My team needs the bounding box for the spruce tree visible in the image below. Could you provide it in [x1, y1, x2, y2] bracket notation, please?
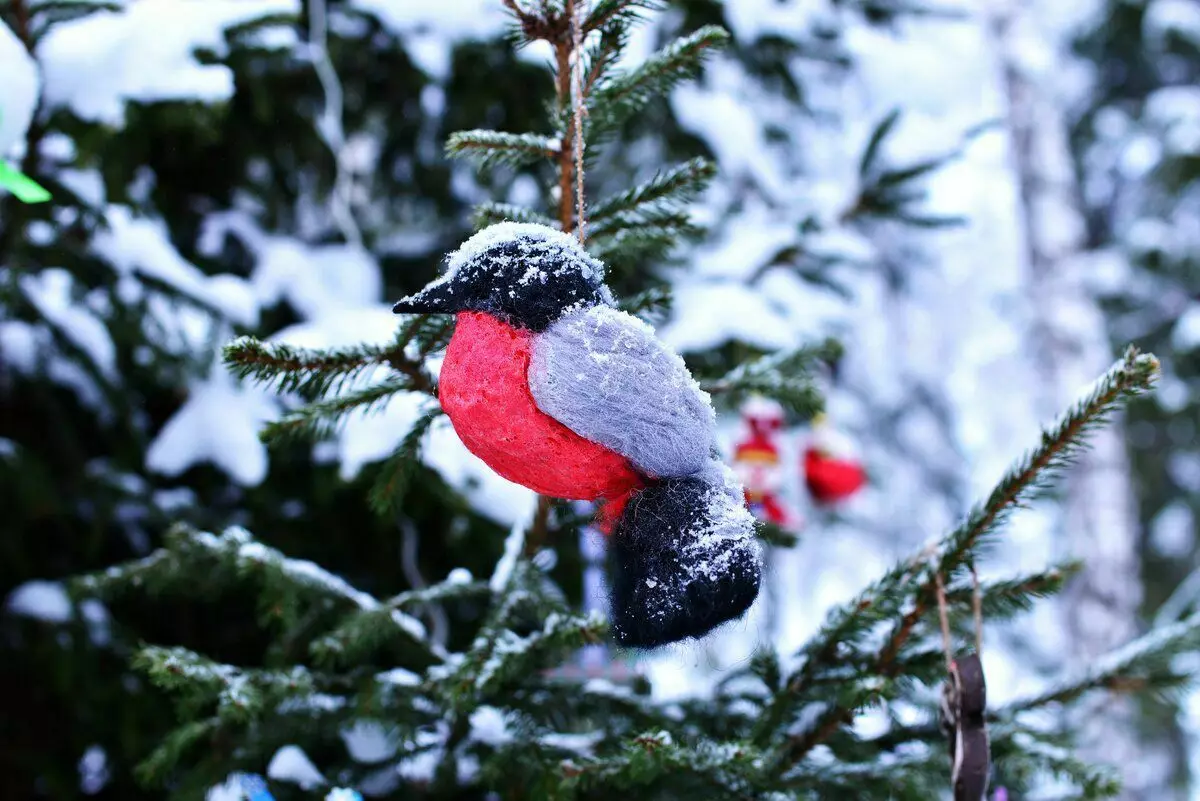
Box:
[54, 1, 1200, 799]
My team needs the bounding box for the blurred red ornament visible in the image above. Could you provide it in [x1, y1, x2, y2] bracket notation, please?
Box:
[804, 414, 866, 505]
[733, 397, 795, 527]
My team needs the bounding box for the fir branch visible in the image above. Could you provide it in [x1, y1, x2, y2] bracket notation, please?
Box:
[701, 339, 842, 416]
[561, 732, 769, 799]
[134, 645, 316, 723]
[223, 336, 391, 397]
[367, 405, 443, 517]
[583, 0, 659, 34]
[589, 25, 730, 138]
[470, 610, 608, 698]
[589, 158, 717, 221]
[589, 224, 687, 266]
[858, 108, 901, 177]
[584, 8, 633, 93]
[78, 526, 433, 650]
[1000, 610, 1200, 714]
[617, 285, 673, 319]
[765, 348, 1159, 772]
[312, 571, 489, 666]
[258, 378, 410, 445]
[445, 130, 559, 169]
[943, 562, 1080, 622]
[134, 717, 219, 788]
[937, 347, 1157, 573]
[589, 207, 696, 238]
[472, 202, 559, 229]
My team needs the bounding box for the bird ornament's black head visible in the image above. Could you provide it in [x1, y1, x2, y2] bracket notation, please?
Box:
[392, 222, 614, 332]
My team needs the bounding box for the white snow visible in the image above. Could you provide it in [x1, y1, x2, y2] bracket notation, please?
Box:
[376, 667, 421, 687]
[95, 207, 259, 329]
[340, 720, 398, 763]
[206, 774, 254, 801]
[1145, 0, 1200, 43]
[146, 359, 277, 486]
[19, 269, 118, 382]
[38, 0, 299, 125]
[0, 18, 39, 158]
[325, 790, 363, 801]
[489, 516, 528, 592]
[659, 282, 799, 353]
[423, 417, 538, 526]
[267, 744, 326, 789]
[6, 580, 72, 623]
[1151, 501, 1195, 559]
[1173, 304, 1200, 351]
[351, 0, 509, 79]
[446, 568, 473, 585]
[468, 706, 513, 747]
[78, 745, 109, 795]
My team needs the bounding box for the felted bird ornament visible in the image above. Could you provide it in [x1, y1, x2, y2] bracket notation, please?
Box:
[393, 223, 762, 648]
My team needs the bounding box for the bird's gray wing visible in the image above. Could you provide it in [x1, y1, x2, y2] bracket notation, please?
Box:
[528, 305, 716, 479]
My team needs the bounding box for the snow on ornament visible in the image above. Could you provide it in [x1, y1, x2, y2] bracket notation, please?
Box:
[0, 18, 49, 203]
[732, 396, 796, 527]
[392, 222, 762, 648]
[803, 413, 866, 505]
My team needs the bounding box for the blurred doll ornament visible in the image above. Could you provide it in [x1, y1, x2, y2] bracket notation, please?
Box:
[732, 396, 796, 527]
[803, 412, 866, 505]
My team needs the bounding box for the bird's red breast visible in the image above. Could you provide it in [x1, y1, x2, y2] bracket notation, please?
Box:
[439, 312, 645, 505]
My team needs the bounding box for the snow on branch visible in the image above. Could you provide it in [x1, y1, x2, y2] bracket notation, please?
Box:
[259, 378, 412, 444]
[223, 337, 395, 397]
[312, 571, 488, 666]
[938, 347, 1158, 569]
[472, 202, 560, 230]
[445, 130, 561, 169]
[589, 157, 716, 222]
[589, 25, 730, 138]
[757, 348, 1159, 772]
[1000, 610, 1200, 714]
[701, 338, 842, 416]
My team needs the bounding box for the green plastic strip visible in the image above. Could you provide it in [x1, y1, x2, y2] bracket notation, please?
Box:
[0, 160, 51, 203]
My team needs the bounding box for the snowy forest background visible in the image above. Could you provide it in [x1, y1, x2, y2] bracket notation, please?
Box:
[0, 0, 1197, 798]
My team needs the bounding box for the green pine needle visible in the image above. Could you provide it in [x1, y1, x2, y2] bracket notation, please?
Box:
[472, 202, 559, 229]
[445, 130, 559, 168]
[259, 378, 410, 446]
[223, 336, 392, 397]
[367, 405, 443, 516]
[590, 158, 717, 222]
[590, 26, 730, 138]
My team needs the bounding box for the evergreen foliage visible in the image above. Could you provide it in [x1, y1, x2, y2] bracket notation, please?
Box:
[61, 0, 1195, 797]
[4, 0, 1195, 798]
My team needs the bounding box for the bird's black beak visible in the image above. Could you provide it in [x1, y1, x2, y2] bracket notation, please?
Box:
[392, 281, 460, 315]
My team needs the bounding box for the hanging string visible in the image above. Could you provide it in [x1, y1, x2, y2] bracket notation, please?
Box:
[570, 0, 588, 244]
[970, 563, 984, 655]
[934, 570, 954, 672]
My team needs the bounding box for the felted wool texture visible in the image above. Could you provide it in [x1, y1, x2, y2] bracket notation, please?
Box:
[439, 311, 644, 501]
[528, 304, 717, 480]
[609, 470, 762, 648]
[392, 223, 615, 333]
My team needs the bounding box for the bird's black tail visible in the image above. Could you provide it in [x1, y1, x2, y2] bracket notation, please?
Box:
[609, 464, 762, 648]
